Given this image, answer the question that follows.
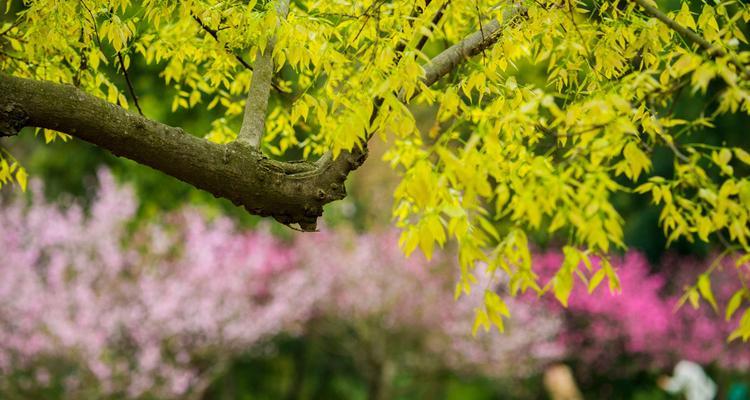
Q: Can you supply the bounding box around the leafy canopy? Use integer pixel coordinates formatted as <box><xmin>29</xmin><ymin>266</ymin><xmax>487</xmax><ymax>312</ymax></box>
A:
<box><xmin>2</xmin><ymin>0</ymin><xmax>750</xmax><ymax>338</ymax></box>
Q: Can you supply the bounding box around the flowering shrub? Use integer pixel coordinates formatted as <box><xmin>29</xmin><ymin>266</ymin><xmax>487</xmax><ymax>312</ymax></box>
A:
<box><xmin>0</xmin><ymin>171</ymin><xmax>561</xmax><ymax>399</ymax></box>
<box><xmin>0</xmin><ymin>171</ymin><xmax>314</xmax><ymax>398</ymax></box>
<box><xmin>296</xmin><ymin>231</ymin><xmax>564</xmax><ymax>381</ymax></box>
<box><xmin>534</xmin><ymin>252</ymin><xmax>750</xmax><ymax>372</ymax></box>
<box><xmin>1</xmin><ymin>170</ymin><xmax>747</xmax><ymax>399</ymax></box>
<box><xmin>660</xmin><ymin>254</ymin><xmax>750</xmax><ymax>371</ymax></box>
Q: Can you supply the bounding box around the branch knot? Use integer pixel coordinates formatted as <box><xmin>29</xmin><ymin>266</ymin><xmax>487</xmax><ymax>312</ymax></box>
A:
<box><xmin>0</xmin><ymin>103</ymin><xmax>28</xmax><ymax>137</ymax></box>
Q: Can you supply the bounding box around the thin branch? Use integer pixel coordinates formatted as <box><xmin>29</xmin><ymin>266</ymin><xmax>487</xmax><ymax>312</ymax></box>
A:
<box><xmin>631</xmin><ymin>0</ymin><xmax>750</xmax><ymax>78</ymax></box>
<box><xmin>79</xmin><ymin>0</ymin><xmax>143</xmax><ymax>115</ymax></box>
<box><xmin>117</xmin><ymin>51</ymin><xmax>144</xmax><ymax>115</ymax></box>
<box><xmin>317</xmin><ymin>0</ymin><xmax>438</xmax><ymax>163</ymax></box>
<box><xmin>474</xmin><ymin>0</ymin><xmax>487</xmax><ymax>61</ymax></box>
<box><xmin>393</xmin><ymin>0</ymin><xmax>433</xmax><ymax>67</ymax></box>
<box><xmin>79</xmin><ymin>0</ymin><xmax>103</xmax><ymax>47</ymax></box>
<box><xmin>415</xmin><ymin>0</ymin><xmax>449</xmax><ymax>52</ymax></box>
<box><xmin>351</xmin><ymin>0</ymin><xmax>388</xmax><ymax>43</ymax></box>
<box><xmin>399</xmin><ymin>3</ymin><xmax>526</xmax><ymax>102</ymax></box>
<box><xmin>192</xmin><ymin>12</ymin><xmax>285</xmax><ymax>93</ymax></box>
<box><xmin>191</xmin><ymin>13</ymin><xmax>253</xmax><ymax>71</ymax></box>
<box><xmin>236</xmin><ymin>0</ymin><xmax>290</xmax><ymax>148</ymax></box>
<box><xmin>0</xmin><ymin>20</ymin><xmax>21</xmax><ymax>37</ymax></box>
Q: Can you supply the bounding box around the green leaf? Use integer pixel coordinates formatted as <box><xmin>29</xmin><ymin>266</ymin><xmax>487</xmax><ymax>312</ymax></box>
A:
<box><xmin>552</xmin><ymin>270</ymin><xmax>574</xmax><ymax>307</ymax></box>
<box><xmin>472</xmin><ymin>308</ymin><xmax>490</xmax><ymax>336</ymax></box>
<box><xmin>726</xmin><ymin>290</ymin><xmax>745</xmax><ymax>321</ymax></box>
<box><xmin>735</xmin><ymin>148</ymin><xmax>750</xmax><ymax>166</ymax></box>
<box><xmin>588</xmin><ymin>268</ymin><xmax>606</xmax><ymax>294</ymax></box>
<box><xmin>697</xmin><ymin>274</ymin><xmax>718</xmax><ymax>311</ymax></box>
<box><xmin>15</xmin><ymin>167</ymin><xmax>27</xmax><ymax>192</ymax></box>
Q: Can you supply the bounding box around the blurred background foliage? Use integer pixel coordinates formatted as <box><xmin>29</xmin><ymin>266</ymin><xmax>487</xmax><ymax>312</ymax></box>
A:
<box><xmin>2</xmin><ymin>0</ymin><xmax>750</xmax><ymax>399</ymax></box>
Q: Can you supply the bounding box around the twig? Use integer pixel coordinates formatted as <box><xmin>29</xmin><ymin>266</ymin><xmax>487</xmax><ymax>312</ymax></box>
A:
<box><xmin>393</xmin><ymin>0</ymin><xmax>433</xmax><ymax>65</ymax></box>
<box><xmin>631</xmin><ymin>0</ymin><xmax>750</xmax><ymax>79</ymax></box>
<box><xmin>116</xmin><ymin>51</ymin><xmax>143</xmax><ymax>115</ymax></box>
<box><xmin>192</xmin><ymin>12</ymin><xmax>285</xmax><ymax>93</ymax></box>
<box><xmin>79</xmin><ymin>0</ymin><xmax>144</xmax><ymax>114</ymax></box>
<box><xmin>351</xmin><ymin>0</ymin><xmax>388</xmax><ymax>43</ymax></box>
<box><xmin>474</xmin><ymin>0</ymin><xmax>486</xmax><ymax>61</ymax></box>
<box><xmin>191</xmin><ymin>13</ymin><xmax>253</xmax><ymax>71</ymax></box>
<box><xmin>415</xmin><ymin>0</ymin><xmax>449</xmax><ymax>52</ymax></box>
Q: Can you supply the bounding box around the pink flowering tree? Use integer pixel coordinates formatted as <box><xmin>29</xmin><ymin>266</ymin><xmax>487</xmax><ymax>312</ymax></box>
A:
<box><xmin>533</xmin><ymin>251</ymin><xmax>750</xmax><ymax>378</ymax></box>
<box><xmin>0</xmin><ymin>171</ymin><xmax>317</xmax><ymax>399</ymax></box>
<box><xmin>4</xmin><ymin>169</ymin><xmax>744</xmax><ymax>400</ymax></box>
<box><xmin>295</xmin><ymin>230</ymin><xmax>564</xmax><ymax>399</ymax></box>
<box><xmin>0</xmin><ymin>171</ymin><xmax>564</xmax><ymax>399</ymax></box>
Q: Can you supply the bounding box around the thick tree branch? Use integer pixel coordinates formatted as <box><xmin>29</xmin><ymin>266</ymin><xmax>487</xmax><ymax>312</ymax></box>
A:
<box><xmin>0</xmin><ymin>74</ymin><xmax>361</xmax><ymax>231</ymax></box>
<box><xmin>631</xmin><ymin>0</ymin><xmax>750</xmax><ymax>78</ymax></box>
<box><xmin>0</xmin><ymin>4</ymin><xmax>524</xmax><ymax>229</ymax></box>
<box><xmin>237</xmin><ymin>0</ymin><xmax>290</xmax><ymax>148</ymax></box>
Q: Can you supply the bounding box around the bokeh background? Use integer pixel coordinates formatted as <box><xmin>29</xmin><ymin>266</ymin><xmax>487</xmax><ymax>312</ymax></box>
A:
<box><xmin>2</xmin><ymin>0</ymin><xmax>750</xmax><ymax>399</ymax></box>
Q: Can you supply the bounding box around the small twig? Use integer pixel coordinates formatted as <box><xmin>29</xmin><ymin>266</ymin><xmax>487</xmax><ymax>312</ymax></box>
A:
<box><xmin>79</xmin><ymin>0</ymin><xmax>103</xmax><ymax>47</ymax></box>
<box><xmin>116</xmin><ymin>51</ymin><xmax>143</xmax><ymax>115</ymax></box>
<box><xmin>73</xmin><ymin>27</ymin><xmax>87</xmax><ymax>87</ymax></box>
<box><xmin>393</xmin><ymin>0</ymin><xmax>432</xmax><ymax>65</ymax></box>
<box><xmin>474</xmin><ymin>0</ymin><xmax>486</xmax><ymax>61</ymax></box>
<box><xmin>351</xmin><ymin>0</ymin><xmax>388</xmax><ymax>43</ymax></box>
<box><xmin>80</xmin><ymin>0</ymin><xmax>143</xmax><ymax>114</ymax></box>
<box><xmin>191</xmin><ymin>12</ymin><xmax>285</xmax><ymax>93</ymax></box>
<box><xmin>631</xmin><ymin>0</ymin><xmax>750</xmax><ymax>79</ymax></box>
<box><xmin>415</xmin><ymin>0</ymin><xmax>449</xmax><ymax>52</ymax></box>
<box><xmin>191</xmin><ymin>13</ymin><xmax>253</xmax><ymax>71</ymax></box>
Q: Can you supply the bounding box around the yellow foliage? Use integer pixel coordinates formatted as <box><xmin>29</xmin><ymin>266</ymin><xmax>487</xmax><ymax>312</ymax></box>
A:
<box><xmin>3</xmin><ymin>0</ymin><xmax>750</xmax><ymax>339</ymax></box>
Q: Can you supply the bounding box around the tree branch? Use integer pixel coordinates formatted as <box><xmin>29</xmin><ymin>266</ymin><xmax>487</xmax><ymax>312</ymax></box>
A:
<box><xmin>191</xmin><ymin>12</ymin><xmax>286</xmax><ymax>93</ymax></box>
<box><xmin>0</xmin><ymin>74</ymin><xmax>361</xmax><ymax>230</ymax></box>
<box><xmin>236</xmin><ymin>0</ymin><xmax>290</xmax><ymax>148</ymax></box>
<box><xmin>0</xmin><ymin>4</ymin><xmax>524</xmax><ymax>229</ymax></box>
<box><xmin>402</xmin><ymin>3</ymin><xmax>525</xmax><ymax>101</ymax></box>
<box><xmin>631</xmin><ymin>0</ymin><xmax>750</xmax><ymax>78</ymax></box>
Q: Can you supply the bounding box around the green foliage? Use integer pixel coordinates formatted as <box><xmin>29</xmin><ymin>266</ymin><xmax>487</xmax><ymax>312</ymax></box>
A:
<box><xmin>2</xmin><ymin>0</ymin><xmax>750</xmax><ymax>338</ymax></box>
